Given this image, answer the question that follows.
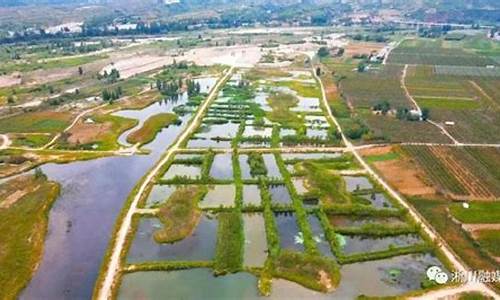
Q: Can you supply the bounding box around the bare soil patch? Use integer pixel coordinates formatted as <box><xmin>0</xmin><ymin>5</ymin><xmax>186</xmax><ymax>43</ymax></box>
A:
<box><xmin>345</xmin><ymin>42</ymin><xmax>385</xmax><ymax>57</ymax></box>
<box><xmin>66</xmin><ymin>120</ymin><xmax>113</xmax><ymax>145</ymax></box>
<box><xmin>359</xmin><ymin>145</ymin><xmax>393</xmax><ymax>156</ymax></box>
<box><xmin>374</xmin><ymin>158</ymin><xmax>436</xmax><ymax>196</ymax></box>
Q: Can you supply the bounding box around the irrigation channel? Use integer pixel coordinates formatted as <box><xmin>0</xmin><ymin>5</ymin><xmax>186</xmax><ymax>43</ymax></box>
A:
<box><xmin>19</xmin><ymin>76</ymin><xmax>219</xmax><ymax>299</ymax></box>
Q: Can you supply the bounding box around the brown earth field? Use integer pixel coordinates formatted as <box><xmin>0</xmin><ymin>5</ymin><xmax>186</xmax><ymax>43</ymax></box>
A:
<box><xmin>364</xmin><ymin>146</ymin><xmax>437</xmax><ymax>196</ymax></box>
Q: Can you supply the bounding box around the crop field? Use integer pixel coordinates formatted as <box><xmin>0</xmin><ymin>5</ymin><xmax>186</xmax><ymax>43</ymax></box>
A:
<box><xmin>402</xmin><ymin>145</ymin><xmax>500</xmax><ymax>200</ymax></box>
<box><xmin>434</xmin><ymin>65</ymin><xmax>500</xmax><ymax>77</ymax></box>
<box><xmin>387</xmin><ymin>39</ymin><xmax>498</xmax><ymax>66</ymax></box>
<box><xmin>339</xmin><ymin>65</ymin><xmax>408</xmax><ymax>109</ymax></box>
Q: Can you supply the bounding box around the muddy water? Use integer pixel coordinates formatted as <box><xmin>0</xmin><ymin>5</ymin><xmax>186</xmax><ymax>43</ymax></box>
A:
<box><xmin>270</xmin><ymin>253</ymin><xmax>445</xmax><ymax>299</ymax></box>
<box><xmin>274</xmin><ymin>212</ymin><xmax>304</xmax><ymax>252</ymax></box>
<box><xmin>162</xmin><ymin>164</ymin><xmax>201</xmax><ymax>179</ymax></box>
<box><xmin>127</xmin><ymin>215</ymin><xmax>217</xmax><ymax>263</ymax></box>
<box><xmin>199</xmin><ymin>185</ymin><xmax>236</xmax><ymax>208</ymax></box>
<box><xmin>243</xmin><ymin>126</ymin><xmax>273</xmax><ymax>138</ymax></box>
<box><xmin>209</xmin><ymin>153</ymin><xmax>233</xmax><ymax>180</ymax></box>
<box><xmin>144</xmin><ymin>184</ymin><xmax>175</xmax><ymax>208</ymax></box>
<box><xmin>262</xmin><ymin>154</ymin><xmax>282</xmax><ymax>179</ymax></box>
<box><xmin>21</xmin><ymin>79</ymin><xmax>217</xmax><ymax>299</ymax></box>
<box><xmin>360</xmin><ymin>193</ymin><xmax>394</xmax><ymax>209</ymax></box>
<box><xmin>118</xmin><ymin>269</ymin><xmax>259</xmax><ymax>299</ymax></box>
<box><xmin>343</xmin><ymin>176</ymin><xmax>374</xmax><ymax>192</ymax></box>
<box><xmin>239</xmin><ymin>155</ymin><xmax>252</xmax><ymax>179</ymax></box>
<box><xmin>307</xmin><ymin>215</ymin><xmax>334</xmax><ymax>257</ymax></box>
<box><xmin>242</xmin><ymin>214</ymin><xmax>268</xmax><ymax>267</ymax></box>
<box><xmin>118</xmin><ymin>253</ymin><xmax>444</xmax><ymax>299</ymax></box>
<box><xmin>341</xmin><ymin>234</ymin><xmax>423</xmax><ymax>255</ymax></box>
<box><xmin>329</xmin><ymin>215</ymin><xmax>407</xmax><ymax>228</ymax></box>
<box><xmin>292</xmin><ymin>177</ymin><xmax>308</xmax><ymax>195</ymax></box>
<box><xmin>269</xmin><ymin>184</ymin><xmax>292</xmax><ymax>205</ymax></box>
<box><xmin>243</xmin><ymin>185</ymin><xmax>262</xmax><ymax>206</ymax></box>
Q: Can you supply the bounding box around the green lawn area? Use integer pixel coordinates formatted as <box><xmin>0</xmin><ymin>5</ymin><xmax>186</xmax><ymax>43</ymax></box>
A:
<box><xmin>0</xmin><ymin>174</ymin><xmax>60</xmax><ymax>300</ymax></box>
<box><xmin>0</xmin><ymin>111</ymin><xmax>72</xmax><ymax>134</ymax></box>
<box><xmin>127</xmin><ymin>113</ymin><xmax>179</xmax><ymax>146</ymax></box>
<box><xmin>449</xmin><ymin>202</ymin><xmax>500</xmax><ymax>224</ymax></box>
<box><xmin>475</xmin><ymin>229</ymin><xmax>500</xmax><ymax>257</ymax></box>
<box><xmin>153</xmin><ymin>186</ymin><xmax>207</xmax><ymax>243</ymax></box>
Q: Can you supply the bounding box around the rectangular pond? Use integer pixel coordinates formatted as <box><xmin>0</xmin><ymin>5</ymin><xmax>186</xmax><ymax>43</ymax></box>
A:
<box><xmin>199</xmin><ymin>185</ymin><xmax>236</xmax><ymax>208</ymax></box>
<box><xmin>307</xmin><ymin>215</ymin><xmax>334</xmax><ymax>257</ymax></box>
<box><xmin>243</xmin><ymin>126</ymin><xmax>273</xmax><ymax>138</ymax></box>
<box><xmin>274</xmin><ymin>212</ymin><xmax>304</xmax><ymax>252</ymax></box>
<box><xmin>262</xmin><ymin>154</ymin><xmax>282</xmax><ymax>179</ymax></box>
<box><xmin>269</xmin><ymin>184</ymin><xmax>292</xmax><ymax>205</ymax></box>
<box><xmin>118</xmin><ymin>269</ymin><xmax>259</xmax><ymax>300</ymax></box>
<box><xmin>126</xmin><ymin>215</ymin><xmax>217</xmax><ymax>263</ymax></box>
<box><xmin>340</xmin><ymin>234</ymin><xmax>423</xmax><ymax>255</ymax></box>
<box><xmin>329</xmin><ymin>215</ymin><xmax>407</xmax><ymax>229</ymax></box>
<box><xmin>144</xmin><ymin>184</ymin><xmax>175</xmax><ymax>208</ymax></box>
<box><xmin>242</xmin><ymin>185</ymin><xmax>262</xmax><ymax>206</ymax></box>
<box><xmin>238</xmin><ymin>154</ymin><xmax>252</xmax><ymax>180</ymax></box>
<box><xmin>343</xmin><ymin>176</ymin><xmax>374</xmax><ymax>192</ymax></box>
<box><xmin>162</xmin><ymin>164</ymin><xmax>201</xmax><ymax>180</ymax></box>
<box><xmin>242</xmin><ymin>214</ymin><xmax>268</xmax><ymax>267</ymax></box>
<box><xmin>209</xmin><ymin>154</ymin><xmax>233</xmax><ymax>180</ymax></box>
<box><xmin>187</xmin><ymin>138</ymin><xmax>231</xmax><ymax>149</ymax></box>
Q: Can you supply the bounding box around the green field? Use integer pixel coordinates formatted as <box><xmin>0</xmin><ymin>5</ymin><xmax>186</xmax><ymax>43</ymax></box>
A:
<box><xmin>0</xmin><ymin>111</ymin><xmax>72</xmax><ymax>134</ymax></box>
<box><xmin>449</xmin><ymin>202</ymin><xmax>500</xmax><ymax>224</ymax></box>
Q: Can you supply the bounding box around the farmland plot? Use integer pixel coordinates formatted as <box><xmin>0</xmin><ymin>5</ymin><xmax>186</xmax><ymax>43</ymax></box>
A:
<box><xmin>403</xmin><ymin>146</ymin><xmax>500</xmax><ymax>200</ymax></box>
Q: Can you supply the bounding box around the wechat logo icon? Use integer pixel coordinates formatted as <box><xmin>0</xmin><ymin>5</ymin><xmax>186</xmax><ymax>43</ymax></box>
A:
<box><xmin>426</xmin><ymin>266</ymin><xmax>449</xmax><ymax>284</ymax></box>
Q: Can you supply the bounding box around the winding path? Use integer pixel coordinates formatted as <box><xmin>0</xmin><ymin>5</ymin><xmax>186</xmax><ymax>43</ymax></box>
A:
<box><xmin>97</xmin><ymin>67</ymin><xmax>234</xmax><ymax>299</ymax></box>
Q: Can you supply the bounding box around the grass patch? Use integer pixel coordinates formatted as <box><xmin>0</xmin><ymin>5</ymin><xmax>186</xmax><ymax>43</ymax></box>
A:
<box><xmin>300</xmin><ymin>161</ymin><xmax>350</xmax><ymax>205</ymax></box>
<box><xmin>273</xmin><ymin>250</ymin><xmax>340</xmax><ymax>292</ymax></box>
<box><xmin>0</xmin><ymin>174</ymin><xmax>60</xmax><ymax>300</ymax></box>
<box><xmin>475</xmin><ymin>230</ymin><xmax>500</xmax><ymax>257</ymax></box>
<box><xmin>364</xmin><ymin>151</ymin><xmax>400</xmax><ymax>163</ymax></box>
<box><xmin>10</xmin><ymin>134</ymin><xmax>51</xmax><ymax>148</ymax></box>
<box><xmin>275</xmin><ymin>80</ymin><xmax>321</xmax><ymax>98</ymax></box>
<box><xmin>127</xmin><ymin>113</ymin><xmax>179</xmax><ymax>146</ymax></box>
<box><xmin>153</xmin><ymin>186</ymin><xmax>207</xmax><ymax>243</ymax></box>
<box><xmin>449</xmin><ymin>202</ymin><xmax>500</xmax><ymax>224</ymax></box>
<box><xmin>415</xmin><ymin>97</ymin><xmax>481</xmax><ymax>110</ymax></box>
<box><xmin>266</xmin><ymin>91</ymin><xmax>302</xmax><ymax>129</ymax></box>
<box><xmin>213</xmin><ymin>211</ymin><xmax>244</xmax><ymax>274</ymax></box>
<box><xmin>0</xmin><ymin>111</ymin><xmax>72</xmax><ymax>134</ymax></box>
<box><xmin>248</xmin><ymin>153</ymin><xmax>267</xmax><ymax>177</ymax></box>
